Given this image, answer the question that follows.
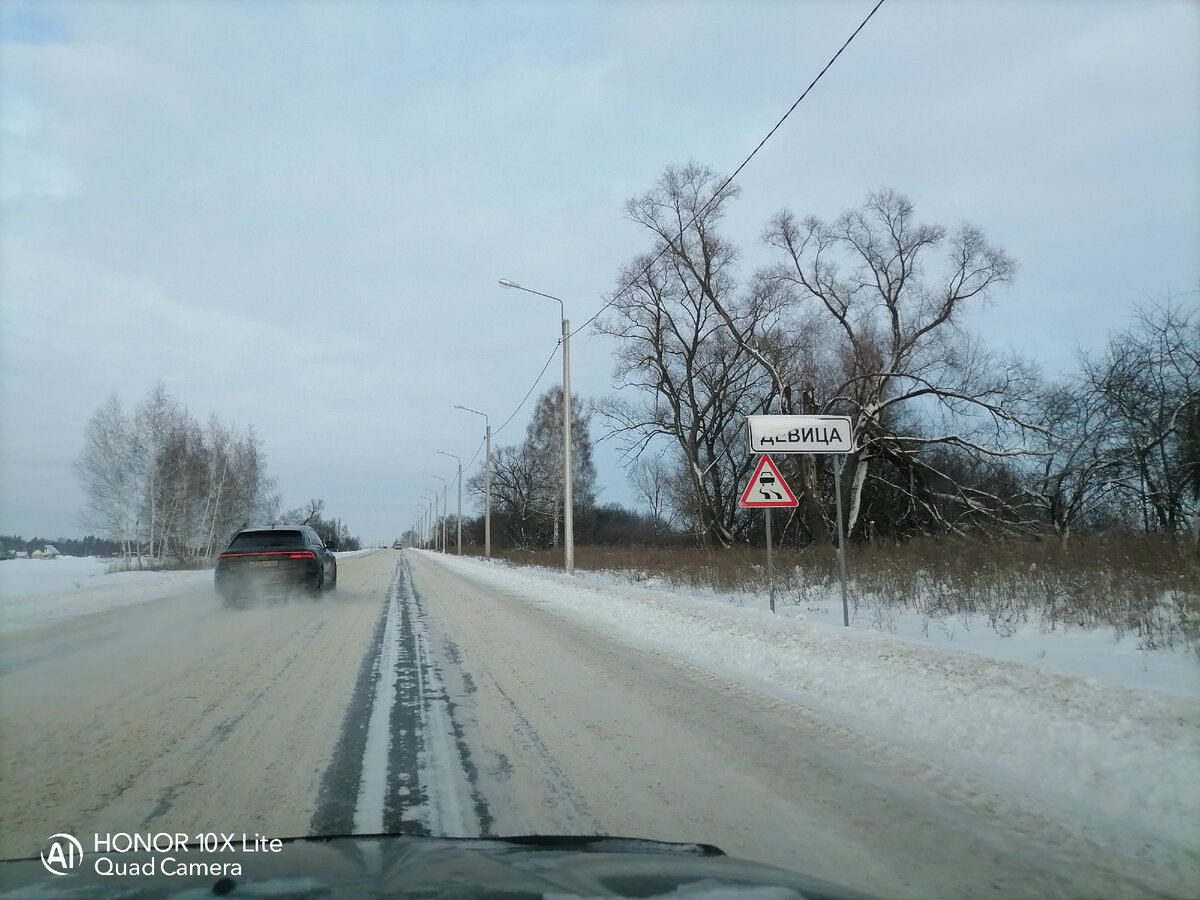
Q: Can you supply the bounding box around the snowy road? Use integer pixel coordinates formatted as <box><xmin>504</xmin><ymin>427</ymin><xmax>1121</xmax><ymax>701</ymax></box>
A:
<box><xmin>2</xmin><ymin>549</ymin><xmax>1196</xmax><ymax>898</ymax></box>
<box><xmin>0</xmin><ymin>551</ymin><xmax>394</xmax><ymax>859</ymax></box>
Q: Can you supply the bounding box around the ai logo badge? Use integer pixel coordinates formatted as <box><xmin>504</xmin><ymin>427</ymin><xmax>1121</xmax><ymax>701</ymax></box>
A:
<box><xmin>41</xmin><ymin>833</ymin><xmax>84</xmax><ymax>875</ymax></box>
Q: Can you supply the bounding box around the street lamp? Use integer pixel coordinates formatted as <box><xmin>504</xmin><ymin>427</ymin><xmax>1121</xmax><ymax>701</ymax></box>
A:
<box><xmin>455</xmin><ymin>404</ymin><xmax>491</xmax><ymax>559</ymax></box>
<box><xmin>422</xmin><ymin>489</ymin><xmax>438</xmax><ymax>551</ymax></box>
<box><xmin>417</xmin><ymin>503</ymin><xmax>428</xmax><ymax>549</ymax></box>
<box><xmin>438</xmin><ymin>450</ymin><xmax>463</xmax><ymax>555</ymax></box>
<box><xmin>430</xmin><ymin>474</ymin><xmax>448</xmax><ymax>553</ymax></box>
<box><xmin>417</xmin><ymin>501</ymin><xmax>432</xmax><ymax>549</ymax></box>
<box><xmin>498</xmin><ymin>278</ymin><xmax>574</xmax><ymax>574</ymax></box>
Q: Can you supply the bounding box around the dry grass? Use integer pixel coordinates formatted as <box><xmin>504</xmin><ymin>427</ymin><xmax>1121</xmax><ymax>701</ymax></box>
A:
<box><xmin>481</xmin><ymin>534</ymin><xmax>1200</xmax><ymax>656</ymax></box>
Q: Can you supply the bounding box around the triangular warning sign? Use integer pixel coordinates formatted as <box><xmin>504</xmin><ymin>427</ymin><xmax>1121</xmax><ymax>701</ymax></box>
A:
<box><xmin>739</xmin><ymin>454</ymin><xmax>799</xmax><ymax>508</ymax></box>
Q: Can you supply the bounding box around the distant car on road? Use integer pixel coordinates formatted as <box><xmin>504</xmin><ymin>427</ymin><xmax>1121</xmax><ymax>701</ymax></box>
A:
<box><xmin>215</xmin><ymin>525</ymin><xmax>337</xmax><ymax>606</ymax></box>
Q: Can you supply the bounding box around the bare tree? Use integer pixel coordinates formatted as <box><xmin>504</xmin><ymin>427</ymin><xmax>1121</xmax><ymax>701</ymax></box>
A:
<box><xmin>201</xmin><ymin>416</ymin><xmax>234</xmax><ymax>558</ymax></box>
<box><xmin>1082</xmin><ymin>294</ymin><xmax>1199</xmax><ymax>543</ymax></box>
<box><xmin>156</xmin><ymin>412</ymin><xmax>209</xmax><ymax>563</ymax></box>
<box><xmin>133</xmin><ymin>382</ymin><xmax>182</xmax><ymax>561</ymax></box>
<box><xmin>77</xmin><ymin>385</ymin><xmax>279</xmax><ymax>564</ymax></box>
<box><xmin>282</xmin><ymin>498</ymin><xmax>326</xmax><ymax>526</ymax></box>
<box><xmin>628</xmin><ymin>453</ymin><xmax>679</xmax><ymax>535</ymax></box>
<box><xmin>597</xmin><ymin>164</ymin><xmax>778</xmax><ymax>547</ymax></box>
<box><xmin>77</xmin><ymin>394</ymin><xmax>139</xmax><ymax>557</ymax></box>
<box><xmin>1022</xmin><ymin>378</ymin><xmax>1122</xmax><ymax>540</ymax></box>
<box><xmin>758</xmin><ymin>189</ymin><xmax>1042</xmax><ymax>537</ymax></box>
<box><xmin>275</xmin><ymin>501</ymin><xmax>358</xmax><ymax>549</ymax></box>
<box><xmin>604</xmin><ymin>170</ymin><xmax>1044</xmax><ymax>541</ymax></box>
<box><xmin>475</xmin><ymin>444</ymin><xmax>545</xmax><ymax>550</ymax></box>
<box><xmin>230</xmin><ymin>425</ymin><xmax>278</xmax><ymax>530</ymax></box>
<box><xmin>466</xmin><ymin>388</ymin><xmax>596</xmax><ymax>550</ymax></box>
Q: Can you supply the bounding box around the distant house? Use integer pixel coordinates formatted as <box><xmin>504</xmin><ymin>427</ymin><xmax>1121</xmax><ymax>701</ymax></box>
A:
<box><xmin>33</xmin><ymin>545</ymin><xmax>60</xmax><ymax>560</ymax></box>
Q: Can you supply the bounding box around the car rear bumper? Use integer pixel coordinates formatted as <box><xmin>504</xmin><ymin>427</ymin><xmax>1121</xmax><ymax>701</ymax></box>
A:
<box><xmin>215</xmin><ymin>559</ymin><xmax>322</xmax><ymax>598</ymax></box>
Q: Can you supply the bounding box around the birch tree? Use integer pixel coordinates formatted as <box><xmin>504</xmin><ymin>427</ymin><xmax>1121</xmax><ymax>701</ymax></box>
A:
<box><xmin>524</xmin><ymin>387</ymin><xmax>597</xmax><ymax>545</ymax></box>
<box><xmin>77</xmin><ymin>395</ymin><xmax>139</xmax><ymax>557</ymax></box>
<box><xmin>77</xmin><ymin>385</ymin><xmax>278</xmax><ymax>563</ymax></box>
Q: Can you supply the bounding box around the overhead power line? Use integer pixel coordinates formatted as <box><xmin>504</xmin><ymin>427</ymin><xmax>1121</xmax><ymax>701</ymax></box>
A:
<box><xmin>483</xmin><ymin>0</ymin><xmax>886</xmax><ymax>457</ymax></box>
<box><xmin>572</xmin><ymin>0</ymin><xmax>887</xmax><ymax>337</ymax></box>
<box><xmin>494</xmin><ymin>339</ymin><xmax>561</xmax><ymax>439</ymax></box>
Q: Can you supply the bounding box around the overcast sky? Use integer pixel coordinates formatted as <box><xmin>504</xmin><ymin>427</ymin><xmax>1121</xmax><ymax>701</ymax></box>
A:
<box><xmin>2</xmin><ymin>0</ymin><xmax>1197</xmax><ymax>546</ymax></box>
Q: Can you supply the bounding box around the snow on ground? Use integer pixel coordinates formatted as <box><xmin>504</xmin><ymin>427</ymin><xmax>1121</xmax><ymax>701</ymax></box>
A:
<box><xmin>0</xmin><ymin>551</ymin><xmax>372</xmax><ymax>635</ymax></box>
<box><xmin>0</xmin><ymin>555</ymin><xmax>116</xmax><ymax>599</ymax></box>
<box><xmin>0</xmin><ymin>557</ymin><xmax>211</xmax><ymax>634</ymax></box>
<box><xmin>581</xmin><ymin>569</ymin><xmax>1200</xmax><ymax>697</ymax></box>
<box><xmin>412</xmin><ymin>551</ymin><xmax>1200</xmax><ymax>855</ymax></box>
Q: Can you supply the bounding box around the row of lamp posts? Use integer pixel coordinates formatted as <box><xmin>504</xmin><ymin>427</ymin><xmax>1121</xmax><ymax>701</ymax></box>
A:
<box><xmin>410</xmin><ymin>278</ymin><xmax>573</xmax><ymax>576</ymax></box>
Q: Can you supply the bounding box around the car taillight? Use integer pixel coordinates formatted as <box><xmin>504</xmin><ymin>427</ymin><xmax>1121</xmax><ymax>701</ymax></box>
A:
<box><xmin>289</xmin><ymin>551</ymin><xmax>316</xmax><ymax>559</ymax></box>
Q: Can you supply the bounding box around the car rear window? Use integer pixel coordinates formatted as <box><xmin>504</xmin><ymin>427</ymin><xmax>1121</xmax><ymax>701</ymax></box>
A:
<box><xmin>227</xmin><ymin>530</ymin><xmax>305</xmax><ymax>551</ymax></box>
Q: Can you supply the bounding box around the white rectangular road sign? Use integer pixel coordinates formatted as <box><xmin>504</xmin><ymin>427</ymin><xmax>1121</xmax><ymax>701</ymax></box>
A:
<box><xmin>747</xmin><ymin>415</ymin><xmax>853</xmax><ymax>454</ymax></box>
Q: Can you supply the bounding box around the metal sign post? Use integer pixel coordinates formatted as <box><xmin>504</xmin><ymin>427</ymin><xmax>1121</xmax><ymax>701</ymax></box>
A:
<box><xmin>833</xmin><ymin>456</ymin><xmax>849</xmax><ymax>627</ymax></box>
<box><xmin>739</xmin><ymin>454</ymin><xmax>797</xmax><ymax>614</ymax></box>
<box><xmin>765</xmin><ymin>508</ymin><xmax>775</xmax><ymax>614</ymax></box>
<box><xmin>745</xmin><ymin>416</ymin><xmax>855</xmax><ymax>626</ymax></box>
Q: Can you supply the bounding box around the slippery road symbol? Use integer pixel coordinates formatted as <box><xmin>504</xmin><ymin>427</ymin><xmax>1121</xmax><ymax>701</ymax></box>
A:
<box><xmin>739</xmin><ymin>455</ymin><xmax>798</xmax><ymax>508</ymax></box>
<box><xmin>758</xmin><ymin>473</ymin><xmax>783</xmax><ymax>501</ymax></box>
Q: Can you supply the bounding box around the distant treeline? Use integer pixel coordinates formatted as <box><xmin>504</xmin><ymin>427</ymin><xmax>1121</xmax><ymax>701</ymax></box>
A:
<box><xmin>0</xmin><ymin>534</ymin><xmax>123</xmax><ymax>557</ymax></box>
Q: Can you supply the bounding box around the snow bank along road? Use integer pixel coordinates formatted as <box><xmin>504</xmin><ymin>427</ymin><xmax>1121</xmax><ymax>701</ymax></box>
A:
<box><xmin>2</xmin><ymin>550</ymin><xmax>1196</xmax><ymax>898</ymax></box>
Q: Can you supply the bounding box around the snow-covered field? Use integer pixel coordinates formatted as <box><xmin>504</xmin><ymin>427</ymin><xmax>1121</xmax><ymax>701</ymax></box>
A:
<box><xmin>0</xmin><ymin>556</ymin><xmax>209</xmax><ymax>634</ymax></box>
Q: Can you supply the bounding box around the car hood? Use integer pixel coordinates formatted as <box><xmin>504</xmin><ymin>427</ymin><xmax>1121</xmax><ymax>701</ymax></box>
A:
<box><xmin>1</xmin><ymin>833</ymin><xmax>879</xmax><ymax>898</ymax></box>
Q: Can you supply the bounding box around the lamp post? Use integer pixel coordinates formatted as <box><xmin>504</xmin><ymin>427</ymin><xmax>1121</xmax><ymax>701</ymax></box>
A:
<box><xmin>422</xmin><ymin>490</ymin><xmax>438</xmax><ymax>551</ymax></box>
<box><xmin>438</xmin><ymin>450</ymin><xmax>463</xmax><ymax>555</ymax></box>
<box><xmin>413</xmin><ymin>506</ymin><xmax>425</xmax><ymax>549</ymax></box>
<box><xmin>498</xmin><ymin>278</ymin><xmax>573</xmax><ymax>575</ymax></box>
<box><xmin>455</xmin><ymin>405</ymin><xmax>491</xmax><ymax>559</ymax></box>
<box><xmin>430</xmin><ymin>475</ymin><xmax>448</xmax><ymax>553</ymax></box>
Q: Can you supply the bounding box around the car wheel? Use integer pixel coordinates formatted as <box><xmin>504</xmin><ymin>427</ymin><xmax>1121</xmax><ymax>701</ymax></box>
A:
<box><xmin>325</xmin><ymin>562</ymin><xmax>337</xmax><ymax>592</ymax></box>
<box><xmin>311</xmin><ymin>566</ymin><xmax>325</xmax><ymax>595</ymax></box>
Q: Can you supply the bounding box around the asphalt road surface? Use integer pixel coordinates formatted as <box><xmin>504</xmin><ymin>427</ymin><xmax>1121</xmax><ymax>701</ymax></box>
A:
<box><xmin>1</xmin><ymin>550</ymin><xmax>1191</xmax><ymax>898</ymax></box>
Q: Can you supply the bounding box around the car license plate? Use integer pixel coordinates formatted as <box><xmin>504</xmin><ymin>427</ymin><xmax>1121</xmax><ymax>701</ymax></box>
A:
<box><xmin>248</xmin><ymin>560</ymin><xmax>278</xmax><ymax>568</ymax></box>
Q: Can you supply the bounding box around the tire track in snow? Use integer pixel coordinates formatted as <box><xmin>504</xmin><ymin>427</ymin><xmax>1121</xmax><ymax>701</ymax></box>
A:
<box><xmin>311</xmin><ymin>554</ymin><xmax>486</xmax><ymax>837</ymax></box>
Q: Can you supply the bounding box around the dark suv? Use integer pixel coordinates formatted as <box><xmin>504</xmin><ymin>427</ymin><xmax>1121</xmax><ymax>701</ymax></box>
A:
<box><xmin>214</xmin><ymin>525</ymin><xmax>337</xmax><ymax>606</ymax></box>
